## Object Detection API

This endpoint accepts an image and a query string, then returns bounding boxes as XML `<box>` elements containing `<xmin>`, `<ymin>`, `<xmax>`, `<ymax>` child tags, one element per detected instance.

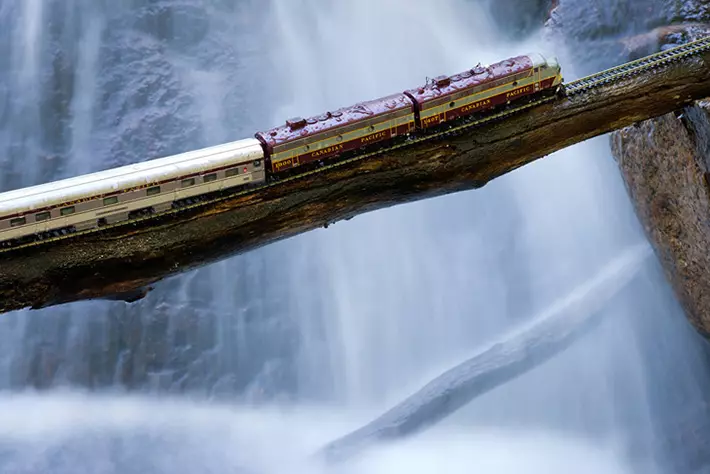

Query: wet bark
<box><xmin>317</xmin><ymin>243</ymin><xmax>652</xmax><ymax>464</ymax></box>
<box><xmin>2</xmin><ymin>46</ymin><xmax>710</xmax><ymax>314</ymax></box>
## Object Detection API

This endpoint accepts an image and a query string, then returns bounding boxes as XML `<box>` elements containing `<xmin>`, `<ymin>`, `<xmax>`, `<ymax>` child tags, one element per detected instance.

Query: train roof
<box><xmin>0</xmin><ymin>138</ymin><xmax>263</xmax><ymax>218</ymax></box>
<box><xmin>404</xmin><ymin>55</ymin><xmax>535</xmax><ymax>103</ymax></box>
<box><xmin>256</xmin><ymin>93</ymin><xmax>414</xmax><ymax>149</ymax></box>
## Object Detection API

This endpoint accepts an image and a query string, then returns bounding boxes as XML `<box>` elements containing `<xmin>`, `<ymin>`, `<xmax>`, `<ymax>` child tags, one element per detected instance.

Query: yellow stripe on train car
<box><xmin>271</xmin><ymin>114</ymin><xmax>409</xmax><ymax>166</ymax></box>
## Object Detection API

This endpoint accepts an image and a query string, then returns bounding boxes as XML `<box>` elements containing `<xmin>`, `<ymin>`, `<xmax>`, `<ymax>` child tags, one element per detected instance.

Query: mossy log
<box><xmin>1</xmin><ymin>47</ymin><xmax>710</xmax><ymax>314</ymax></box>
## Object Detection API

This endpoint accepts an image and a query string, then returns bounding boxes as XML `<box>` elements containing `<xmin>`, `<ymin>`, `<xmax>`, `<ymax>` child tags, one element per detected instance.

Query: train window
<box><xmin>35</xmin><ymin>211</ymin><xmax>51</xmax><ymax>221</ymax></box>
<box><xmin>103</xmin><ymin>196</ymin><xmax>119</xmax><ymax>206</ymax></box>
<box><xmin>225</xmin><ymin>168</ymin><xmax>239</xmax><ymax>177</ymax></box>
<box><xmin>204</xmin><ymin>173</ymin><xmax>217</xmax><ymax>182</ymax></box>
<box><xmin>146</xmin><ymin>186</ymin><xmax>161</xmax><ymax>196</ymax></box>
<box><xmin>60</xmin><ymin>206</ymin><xmax>75</xmax><ymax>216</ymax></box>
<box><xmin>181</xmin><ymin>178</ymin><xmax>195</xmax><ymax>188</ymax></box>
<box><xmin>253</xmin><ymin>160</ymin><xmax>261</xmax><ymax>168</ymax></box>
<box><xmin>10</xmin><ymin>217</ymin><xmax>26</xmax><ymax>227</ymax></box>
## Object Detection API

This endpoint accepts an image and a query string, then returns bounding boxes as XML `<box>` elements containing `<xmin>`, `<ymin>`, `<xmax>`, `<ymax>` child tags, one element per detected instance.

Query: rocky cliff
<box><xmin>612</xmin><ymin>98</ymin><xmax>710</xmax><ymax>337</ymax></box>
<box><xmin>610</xmin><ymin>21</ymin><xmax>710</xmax><ymax>336</ymax></box>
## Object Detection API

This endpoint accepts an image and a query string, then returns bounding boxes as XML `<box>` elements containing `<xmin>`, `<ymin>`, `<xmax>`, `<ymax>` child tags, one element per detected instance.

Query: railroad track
<box><xmin>2</xmin><ymin>34</ymin><xmax>710</xmax><ymax>255</ymax></box>
<box><xmin>565</xmin><ymin>34</ymin><xmax>710</xmax><ymax>95</ymax></box>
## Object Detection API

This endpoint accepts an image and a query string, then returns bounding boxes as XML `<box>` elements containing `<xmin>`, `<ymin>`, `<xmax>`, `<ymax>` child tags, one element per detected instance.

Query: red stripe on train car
<box><xmin>272</xmin><ymin>128</ymin><xmax>398</xmax><ymax>172</ymax></box>
<box><xmin>419</xmin><ymin>82</ymin><xmax>544</xmax><ymax>130</ymax></box>
<box><xmin>255</xmin><ymin>93</ymin><xmax>416</xmax><ymax>150</ymax></box>
<box><xmin>405</xmin><ymin>55</ymin><xmax>535</xmax><ymax>110</ymax></box>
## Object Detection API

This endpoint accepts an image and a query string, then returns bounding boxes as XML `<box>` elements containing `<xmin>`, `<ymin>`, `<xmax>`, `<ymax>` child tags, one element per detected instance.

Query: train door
<box><xmin>534</xmin><ymin>68</ymin><xmax>541</xmax><ymax>92</ymax></box>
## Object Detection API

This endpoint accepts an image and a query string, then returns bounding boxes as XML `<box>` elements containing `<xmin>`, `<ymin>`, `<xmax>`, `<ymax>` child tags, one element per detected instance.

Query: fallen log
<box><xmin>1</xmin><ymin>38</ymin><xmax>710</xmax><ymax>313</ymax></box>
<box><xmin>317</xmin><ymin>242</ymin><xmax>652</xmax><ymax>464</ymax></box>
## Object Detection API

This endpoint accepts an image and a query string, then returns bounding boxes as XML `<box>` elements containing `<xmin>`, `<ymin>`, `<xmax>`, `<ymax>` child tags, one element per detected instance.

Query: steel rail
<box><xmin>2</xmin><ymin>35</ymin><xmax>709</xmax><ymax>255</ymax></box>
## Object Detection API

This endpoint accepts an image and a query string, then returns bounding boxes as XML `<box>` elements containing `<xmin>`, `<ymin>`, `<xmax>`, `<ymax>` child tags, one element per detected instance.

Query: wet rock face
<box><xmin>547</xmin><ymin>0</ymin><xmax>710</xmax><ymax>337</ymax></box>
<box><xmin>611</xmin><ymin>104</ymin><xmax>710</xmax><ymax>337</ymax></box>
<box><xmin>598</xmin><ymin>1</ymin><xmax>710</xmax><ymax>337</ymax></box>
<box><xmin>546</xmin><ymin>0</ymin><xmax>710</xmax><ymax>72</ymax></box>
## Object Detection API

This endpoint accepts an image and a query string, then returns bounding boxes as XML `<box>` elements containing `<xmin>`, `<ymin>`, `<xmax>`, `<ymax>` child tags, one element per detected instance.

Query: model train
<box><xmin>0</xmin><ymin>52</ymin><xmax>563</xmax><ymax>247</ymax></box>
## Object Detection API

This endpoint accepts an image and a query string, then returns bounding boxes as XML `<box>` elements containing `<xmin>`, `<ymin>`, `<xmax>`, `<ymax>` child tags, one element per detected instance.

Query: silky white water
<box><xmin>0</xmin><ymin>389</ymin><xmax>636</xmax><ymax>474</ymax></box>
<box><xmin>262</xmin><ymin>0</ymin><xmax>707</xmax><ymax>470</ymax></box>
<box><xmin>269</xmin><ymin>0</ymin><xmax>643</xmax><ymax>412</ymax></box>
<box><xmin>0</xmin><ymin>237</ymin><xmax>654</xmax><ymax>472</ymax></box>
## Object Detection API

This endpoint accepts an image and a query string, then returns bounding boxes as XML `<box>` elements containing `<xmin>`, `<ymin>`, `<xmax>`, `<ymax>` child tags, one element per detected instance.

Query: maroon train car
<box><xmin>255</xmin><ymin>93</ymin><xmax>417</xmax><ymax>174</ymax></box>
<box><xmin>404</xmin><ymin>53</ymin><xmax>563</xmax><ymax>130</ymax></box>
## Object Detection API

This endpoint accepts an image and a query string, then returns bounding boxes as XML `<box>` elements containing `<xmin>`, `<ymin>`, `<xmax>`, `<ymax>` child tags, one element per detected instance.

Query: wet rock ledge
<box><xmin>604</xmin><ymin>19</ymin><xmax>710</xmax><ymax>336</ymax></box>
<box><xmin>546</xmin><ymin>0</ymin><xmax>710</xmax><ymax>336</ymax></box>
<box><xmin>612</xmin><ymin>93</ymin><xmax>710</xmax><ymax>337</ymax></box>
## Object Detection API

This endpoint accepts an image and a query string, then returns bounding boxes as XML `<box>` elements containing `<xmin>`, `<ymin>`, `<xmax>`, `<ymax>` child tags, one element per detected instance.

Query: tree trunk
<box><xmin>317</xmin><ymin>243</ymin><xmax>652</xmax><ymax>463</ymax></box>
<box><xmin>2</xmin><ymin>40</ymin><xmax>710</xmax><ymax>314</ymax></box>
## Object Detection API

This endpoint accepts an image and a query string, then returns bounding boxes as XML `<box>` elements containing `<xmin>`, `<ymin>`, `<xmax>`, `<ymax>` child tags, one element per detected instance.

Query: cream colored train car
<box><xmin>0</xmin><ymin>138</ymin><xmax>266</xmax><ymax>245</ymax></box>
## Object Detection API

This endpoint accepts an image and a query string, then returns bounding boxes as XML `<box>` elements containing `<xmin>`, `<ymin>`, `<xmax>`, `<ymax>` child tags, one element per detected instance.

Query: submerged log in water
<box><xmin>317</xmin><ymin>243</ymin><xmax>652</xmax><ymax>463</ymax></box>
<box><xmin>1</xmin><ymin>36</ymin><xmax>710</xmax><ymax>313</ymax></box>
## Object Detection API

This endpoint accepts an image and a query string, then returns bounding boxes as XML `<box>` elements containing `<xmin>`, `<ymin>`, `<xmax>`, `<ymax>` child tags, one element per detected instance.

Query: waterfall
<box><xmin>1</xmin><ymin>0</ymin><xmax>710</xmax><ymax>472</ymax></box>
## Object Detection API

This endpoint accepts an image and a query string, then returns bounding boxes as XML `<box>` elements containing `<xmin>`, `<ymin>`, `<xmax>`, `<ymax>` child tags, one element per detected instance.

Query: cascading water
<box><xmin>1</xmin><ymin>0</ymin><xmax>710</xmax><ymax>473</ymax></box>
<box><xmin>265</xmin><ymin>1</ymin><xmax>710</xmax><ymax>470</ymax></box>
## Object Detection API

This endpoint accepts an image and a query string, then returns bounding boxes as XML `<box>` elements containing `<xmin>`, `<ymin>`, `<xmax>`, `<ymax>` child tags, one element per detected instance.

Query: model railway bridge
<box><xmin>1</xmin><ymin>36</ymin><xmax>710</xmax><ymax>314</ymax></box>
